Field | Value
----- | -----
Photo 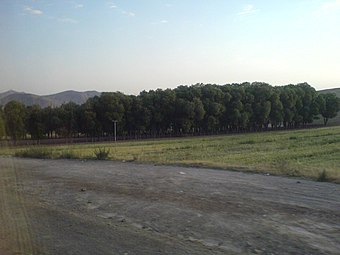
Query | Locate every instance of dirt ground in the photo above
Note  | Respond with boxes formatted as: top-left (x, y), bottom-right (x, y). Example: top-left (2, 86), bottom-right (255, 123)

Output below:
top-left (0, 157), bottom-right (339, 255)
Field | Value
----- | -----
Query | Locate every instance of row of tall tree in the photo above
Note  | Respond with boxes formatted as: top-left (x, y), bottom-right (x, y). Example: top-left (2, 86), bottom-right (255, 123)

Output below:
top-left (1, 82), bottom-right (339, 140)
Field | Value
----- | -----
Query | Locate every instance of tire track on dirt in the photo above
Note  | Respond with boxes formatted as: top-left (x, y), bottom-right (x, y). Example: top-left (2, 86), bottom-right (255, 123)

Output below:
top-left (0, 158), bottom-right (35, 255)
top-left (2, 157), bottom-right (340, 254)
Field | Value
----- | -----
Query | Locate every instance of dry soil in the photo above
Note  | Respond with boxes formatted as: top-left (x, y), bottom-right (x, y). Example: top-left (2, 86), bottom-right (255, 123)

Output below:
top-left (0, 157), bottom-right (339, 255)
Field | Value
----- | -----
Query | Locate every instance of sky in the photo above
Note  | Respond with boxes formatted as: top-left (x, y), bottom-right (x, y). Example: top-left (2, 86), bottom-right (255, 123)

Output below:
top-left (1, 0), bottom-right (340, 95)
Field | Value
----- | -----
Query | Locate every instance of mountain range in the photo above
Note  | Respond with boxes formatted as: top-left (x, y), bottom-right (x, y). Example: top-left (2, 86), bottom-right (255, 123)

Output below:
top-left (0, 90), bottom-right (101, 108)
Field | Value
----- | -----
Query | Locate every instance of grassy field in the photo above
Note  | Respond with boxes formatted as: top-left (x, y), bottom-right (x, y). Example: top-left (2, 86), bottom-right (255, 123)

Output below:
top-left (1, 126), bottom-right (340, 183)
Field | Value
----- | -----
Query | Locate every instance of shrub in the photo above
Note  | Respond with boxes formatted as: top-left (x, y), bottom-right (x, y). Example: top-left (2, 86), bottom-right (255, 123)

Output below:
top-left (15, 147), bottom-right (52, 159)
top-left (317, 170), bottom-right (329, 182)
top-left (59, 150), bottom-right (77, 159)
top-left (94, 148), bottom-right (110, 160)
top-left (240, 140), bottom-right (256, 145)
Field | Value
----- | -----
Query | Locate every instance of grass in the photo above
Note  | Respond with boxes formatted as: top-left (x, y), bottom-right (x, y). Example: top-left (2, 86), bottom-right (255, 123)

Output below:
top-left (317, 170), bottom-right (331, 182)
top-left (94, 148), bottom-right (110, 160)
top-left (14, 147), bottom-right (53, 159)
top-left (1, 126), bottom-right (340, 183)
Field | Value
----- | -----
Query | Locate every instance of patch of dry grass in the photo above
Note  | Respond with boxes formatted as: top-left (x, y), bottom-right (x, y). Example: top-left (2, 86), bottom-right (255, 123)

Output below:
top-left (1, 126), bottom-right (340, 183)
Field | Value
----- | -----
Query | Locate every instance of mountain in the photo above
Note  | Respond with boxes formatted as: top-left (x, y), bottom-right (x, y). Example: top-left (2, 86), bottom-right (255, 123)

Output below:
top-left (45, 90), bottom-right (100, 106)
top-left (0, 90), bottom-right (17, 100)
top-left (0, 90), bottom-right (101, 108)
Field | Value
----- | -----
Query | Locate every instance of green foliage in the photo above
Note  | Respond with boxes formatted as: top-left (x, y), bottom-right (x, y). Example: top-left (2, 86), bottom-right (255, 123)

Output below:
top-left (26, 104), bottom-right (45, 139)
top-left (0, 108), bottom-right (5, 138)
top-left (239, 139), bottom-right (256, 145)
top-left (318, 93), bottom-right (340, 125)
top-left (2, 83), bottom-right (340, 141)
top-left (94, 147), bottom-right (110, 160)
top-left (15, 147), bottom-right (52, 159)
top-left (59, 150), bottom-right (78, 159)
top-left (317, 170), bottom-right (329, 182)
top-left (4, 101), bottom-right (26, 140)
top-left (42, 106), bottom-right (61, 138)
top-left (58, 102), bottom-right (79, 137)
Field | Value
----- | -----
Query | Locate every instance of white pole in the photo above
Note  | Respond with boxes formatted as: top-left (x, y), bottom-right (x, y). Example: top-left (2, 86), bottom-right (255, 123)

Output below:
top-left (113, 120), bottom-right (117, 142)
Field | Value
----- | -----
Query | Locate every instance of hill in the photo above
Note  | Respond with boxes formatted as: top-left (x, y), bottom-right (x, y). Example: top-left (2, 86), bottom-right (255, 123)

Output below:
top-left (0, 90), bottom-right (17, 100)
top-left (0, 90), bottom-right (100, 108)
top-left (318, 87), bottom-right (340, 98)
top-left (45, 90), bottom-right (100, 106)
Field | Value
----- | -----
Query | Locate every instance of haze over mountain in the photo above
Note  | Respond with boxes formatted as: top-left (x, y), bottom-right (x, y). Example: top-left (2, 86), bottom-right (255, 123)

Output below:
top-left (0, 90), bottom-right (101, 108)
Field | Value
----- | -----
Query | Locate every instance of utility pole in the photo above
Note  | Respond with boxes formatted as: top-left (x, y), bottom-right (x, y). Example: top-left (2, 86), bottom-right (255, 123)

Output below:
top-left (112, 120), bottom-right (118, 142)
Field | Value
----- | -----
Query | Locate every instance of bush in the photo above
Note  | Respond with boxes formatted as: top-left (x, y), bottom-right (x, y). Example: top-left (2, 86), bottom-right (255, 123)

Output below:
top-left (240, 140), bottom-right (256, 145)
top-left (317, 170), bottom-right (329, 182)
top-left (94, 148), bottom-right (110, 160)
top-left (15, 147), bottom-right (52, 159)
top-left (59, 150), bottom-right (77, 159)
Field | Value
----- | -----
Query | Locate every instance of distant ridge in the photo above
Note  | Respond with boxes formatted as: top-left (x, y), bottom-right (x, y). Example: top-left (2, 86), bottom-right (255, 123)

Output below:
top-left (0, 90), bottom-right (17, 100)
top-left (0, 90), bottom-right (101, 107)
top-left (318, 87), bottom-right (340, 98)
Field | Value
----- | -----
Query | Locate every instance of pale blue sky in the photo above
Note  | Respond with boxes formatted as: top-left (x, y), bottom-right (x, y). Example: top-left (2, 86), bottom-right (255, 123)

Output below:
top-left (1, 0), bottom-right (340, 95)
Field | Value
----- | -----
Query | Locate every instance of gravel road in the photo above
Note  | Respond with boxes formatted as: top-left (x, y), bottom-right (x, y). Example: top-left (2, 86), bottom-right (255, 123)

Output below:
top-left (1, 157), bottom-right (339, 255)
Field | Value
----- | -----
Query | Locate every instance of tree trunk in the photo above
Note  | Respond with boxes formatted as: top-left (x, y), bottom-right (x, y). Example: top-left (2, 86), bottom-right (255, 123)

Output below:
top-left (323, 117), bottom-right (328, 126)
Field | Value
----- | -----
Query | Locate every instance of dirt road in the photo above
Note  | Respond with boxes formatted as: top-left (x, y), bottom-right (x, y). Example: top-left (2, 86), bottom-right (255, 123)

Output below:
top-left (0, 157), bottom-right (339, 254)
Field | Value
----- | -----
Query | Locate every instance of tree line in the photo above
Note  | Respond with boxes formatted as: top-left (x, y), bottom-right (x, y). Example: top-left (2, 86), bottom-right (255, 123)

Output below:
top-left (1, 82), bottom-right (339, 140)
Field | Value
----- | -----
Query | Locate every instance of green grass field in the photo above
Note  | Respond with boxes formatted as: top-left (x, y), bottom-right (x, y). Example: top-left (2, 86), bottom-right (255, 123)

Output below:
top-left (1, 126), bottom-right (340, 183)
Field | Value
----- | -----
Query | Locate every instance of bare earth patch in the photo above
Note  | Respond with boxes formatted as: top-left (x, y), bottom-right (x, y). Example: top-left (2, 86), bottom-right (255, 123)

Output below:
top-left (1, 157), bottom-right (339, 254)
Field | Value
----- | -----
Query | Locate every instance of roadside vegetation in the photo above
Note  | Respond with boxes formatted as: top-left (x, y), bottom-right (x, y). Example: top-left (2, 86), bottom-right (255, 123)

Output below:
top-left (2, 126), bottom-right (340, 183)
top-left (1, 84), bottom-right (339, 183)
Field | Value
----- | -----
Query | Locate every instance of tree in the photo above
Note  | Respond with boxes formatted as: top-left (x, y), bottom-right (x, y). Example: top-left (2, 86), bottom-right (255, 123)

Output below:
top-left (58, 102), bottom-right (79, 137)
top-left (93, 93), bottom-right (126, 136)
top-left (296, 83), bottom-right (317, 125)
top-left (139, 89), bottom-right (164, 134)
top-left (280, 86), bottom-right (297, 128)
top-left (4, 101), bottom-right (26, 140)
top-left (200, 85), bottom-right (225, 132)
top-left (247, 82), bottom-right (272, 129)
top-left (0, 107), bottom-right (5, 139)
top-left (173, 98), bottom-right (195, 133)
top-left (192, 97), bottom-right (205, 132)
top-left (158, 89), bottom-right (176, 133)
top-left (269, 90), bottom-right (283, 128)
top-left (77, 99), bottom-right (98, 137)
top-left (126, 96), bottom-right (150, 135)
top-left (42, 106), bottom-right (61, 138)
top-left (319, 93), bottom-right (340, 125)
top-left (26, 105), bottom-right (44, 139)
top-left (2, 82), bottom-right (333, 140)
top-left (226, 86), bottom-right (245, 131)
